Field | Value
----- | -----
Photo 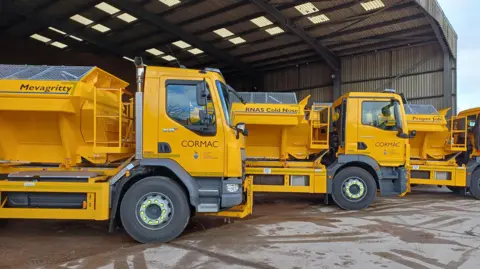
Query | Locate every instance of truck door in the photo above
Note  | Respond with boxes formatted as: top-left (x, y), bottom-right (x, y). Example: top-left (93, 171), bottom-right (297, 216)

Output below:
top-left (356, 99), bottom-right (406, 166)
top-left (158, 78), bottom-right (225, 177)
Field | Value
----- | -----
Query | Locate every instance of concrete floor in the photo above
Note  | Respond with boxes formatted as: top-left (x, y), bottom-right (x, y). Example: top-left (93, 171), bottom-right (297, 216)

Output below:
top-left (1, 188), bottom-right (480, 269)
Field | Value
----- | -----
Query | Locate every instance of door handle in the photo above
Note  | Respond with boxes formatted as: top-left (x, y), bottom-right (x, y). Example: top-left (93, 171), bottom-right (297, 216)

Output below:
top-left (358, 142), bottom-right (368, 150)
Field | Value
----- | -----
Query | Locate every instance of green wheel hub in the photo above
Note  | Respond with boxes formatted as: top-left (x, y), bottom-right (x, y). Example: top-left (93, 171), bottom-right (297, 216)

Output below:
top-left (342, 177), bottom-right (366, 201)
top-left (136, 193), bottom-right (173, 229)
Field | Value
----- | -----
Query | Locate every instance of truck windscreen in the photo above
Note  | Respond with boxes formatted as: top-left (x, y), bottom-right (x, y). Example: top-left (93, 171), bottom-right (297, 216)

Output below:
top-left (215, 80), bottom-right (232, 126)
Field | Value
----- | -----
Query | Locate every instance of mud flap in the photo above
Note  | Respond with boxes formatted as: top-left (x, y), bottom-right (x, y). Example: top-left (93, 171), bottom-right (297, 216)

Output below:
top-left (395, 167), bottom-right (408, 194)
top-left (378, 167), bottom-right (407, 196)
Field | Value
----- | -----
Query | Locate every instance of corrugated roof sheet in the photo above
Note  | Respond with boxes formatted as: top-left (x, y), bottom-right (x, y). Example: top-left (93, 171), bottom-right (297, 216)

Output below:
top-left (1, 0), bottom-right (457, 74)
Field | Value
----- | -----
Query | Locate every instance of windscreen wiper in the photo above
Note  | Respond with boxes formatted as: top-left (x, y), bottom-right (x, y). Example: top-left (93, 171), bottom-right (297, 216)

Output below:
top-left (227, 85), bottom-right (247, 105)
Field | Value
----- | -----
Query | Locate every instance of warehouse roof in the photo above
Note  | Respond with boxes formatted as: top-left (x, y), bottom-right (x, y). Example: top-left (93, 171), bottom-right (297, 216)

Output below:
top-left (2, 0), bottom-right (456, 77)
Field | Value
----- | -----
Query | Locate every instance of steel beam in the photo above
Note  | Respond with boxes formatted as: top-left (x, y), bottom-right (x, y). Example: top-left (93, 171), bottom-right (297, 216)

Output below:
top-left (248, 0), bottom-right (340, 71)
top-left (111, 0), bottom-right (256, 77)
top-left (424, 12), bottom-right (454, 114)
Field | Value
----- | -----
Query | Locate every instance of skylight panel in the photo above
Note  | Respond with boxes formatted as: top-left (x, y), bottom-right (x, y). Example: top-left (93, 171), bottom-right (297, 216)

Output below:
top-left (48, 27), bottom-right (66, 35)
top-left (51, 41), bottom-right (68, 49)
top-left (69, 35), bottom-right (83, 42)
top-left (308, 14), bottom-right (330, 24)
top-left (117, 13), bottom-right (137, 23)
top-left (146, 48), bottom-right (164, 56)
top-left (265, 26), bottom-right (284, 35)
top-left (123, 56), bottom-right (134, 62)
top-left (159, 0), bottom-right (181, 7)
top-left (172, 40), bottom-right (191, 49)
top-left (228, 37), bottom-right (246, 45)
top-left (361, 0), bottom-right (385, 11)
top-left (70, 14), bottom-right (93, 25)
top-left (213, 28), bottom-right (234, 38)
top-left (162, 55), bottom-right (176, 61)
top-left (294, 2), bottom-right (319, 15)
top-left (91, 24), bottom-right (111, 33)
top-left (95, 2), bottom-right (120, 14)
top-left (250, 16), bottom-right (273, 28)
top-left (188, 48), bottom-right (203, 55)
top-left (30, 34), bottom-right (51, 43)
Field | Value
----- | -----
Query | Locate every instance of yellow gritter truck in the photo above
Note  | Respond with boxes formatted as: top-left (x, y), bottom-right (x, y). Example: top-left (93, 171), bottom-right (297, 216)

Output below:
top-left (229, 91), bottom-right (410, 210)
top-left (0, 59), bottom-right (251, 243)
top-left (229, 91), bottom-right (480, 203)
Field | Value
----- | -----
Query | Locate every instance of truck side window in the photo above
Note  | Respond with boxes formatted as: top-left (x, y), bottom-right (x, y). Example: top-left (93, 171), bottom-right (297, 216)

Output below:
top-left (467, 115), bottom-right (477, 131)
top-left (166, 83), bottom-right (216, 127)
top-left (362, 101), bottom-right (397, 131)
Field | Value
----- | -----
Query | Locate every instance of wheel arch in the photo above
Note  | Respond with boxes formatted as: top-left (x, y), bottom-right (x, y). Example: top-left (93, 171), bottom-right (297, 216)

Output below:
top-left (334, 162), bottom-right (380, 189)
top-left (108, 159), bottom-right (200, 232)
top-left (327, 155), bottom-right (383, 193)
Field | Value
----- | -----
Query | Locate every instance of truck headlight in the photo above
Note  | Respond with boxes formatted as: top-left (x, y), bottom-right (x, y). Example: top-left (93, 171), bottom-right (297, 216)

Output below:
top-left (226, 183), bottom-right (240, 193)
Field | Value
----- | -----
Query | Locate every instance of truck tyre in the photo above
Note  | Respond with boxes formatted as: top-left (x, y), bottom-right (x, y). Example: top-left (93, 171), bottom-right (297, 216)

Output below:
top-left (120, 176), bottom-right (190, 243)
top-left (469, 170), bottom-right (480, 200)
top-left (332, 167), bottom-right (376, 210)
top-left (0, 220), bottom-right (7, 228)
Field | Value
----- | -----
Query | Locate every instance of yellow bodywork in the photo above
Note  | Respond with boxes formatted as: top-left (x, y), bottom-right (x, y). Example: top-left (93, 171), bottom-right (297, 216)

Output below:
top-left (231, 96), bottom-right (329, 160)
top-left (141, 66), bottom-right (243, 178)
top-left (231, 95), bottom-right (331, 195)
top-left (407, 107), bottom-right (467, 161)
top-left (0, 66), bottom-right (134, 167)
top-left (458, 107), bottom-right (480, 158)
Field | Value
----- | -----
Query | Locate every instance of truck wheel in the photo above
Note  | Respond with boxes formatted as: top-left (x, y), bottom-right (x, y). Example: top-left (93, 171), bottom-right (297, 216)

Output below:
top-left (332, 167), bottom-right (376, 210)
top-left (120, 176), bottom-right (190, 243)
top-left (469, 170), bottom-right (480, 200)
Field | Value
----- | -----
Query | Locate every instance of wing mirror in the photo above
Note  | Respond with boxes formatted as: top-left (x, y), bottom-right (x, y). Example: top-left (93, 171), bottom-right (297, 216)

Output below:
top-left (235, 122), bottom-right (248, 139)
top-left (196, 80), bottom-right (208, 107)
top-left (199, 110), bottom-right (211, 125)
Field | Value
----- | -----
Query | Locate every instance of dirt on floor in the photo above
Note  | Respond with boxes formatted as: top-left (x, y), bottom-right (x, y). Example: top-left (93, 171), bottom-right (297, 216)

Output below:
top-left (1, 188), bottom-right (480, 269)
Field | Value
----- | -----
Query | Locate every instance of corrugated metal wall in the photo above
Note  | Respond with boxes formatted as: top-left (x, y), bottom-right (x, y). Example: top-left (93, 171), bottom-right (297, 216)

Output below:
top-left (262, 62), bottom-right (332, 92)
top-left (260, 43), bottom-right (454, 111)
top-left (341, 43), bottom-right (447, 108)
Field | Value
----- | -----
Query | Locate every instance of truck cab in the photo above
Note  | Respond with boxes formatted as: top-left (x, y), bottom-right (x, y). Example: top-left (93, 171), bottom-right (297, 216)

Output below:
top-left (330, 91), bottom-right (409, 198)
top-left (458, 107), bottom-right (480, 158)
